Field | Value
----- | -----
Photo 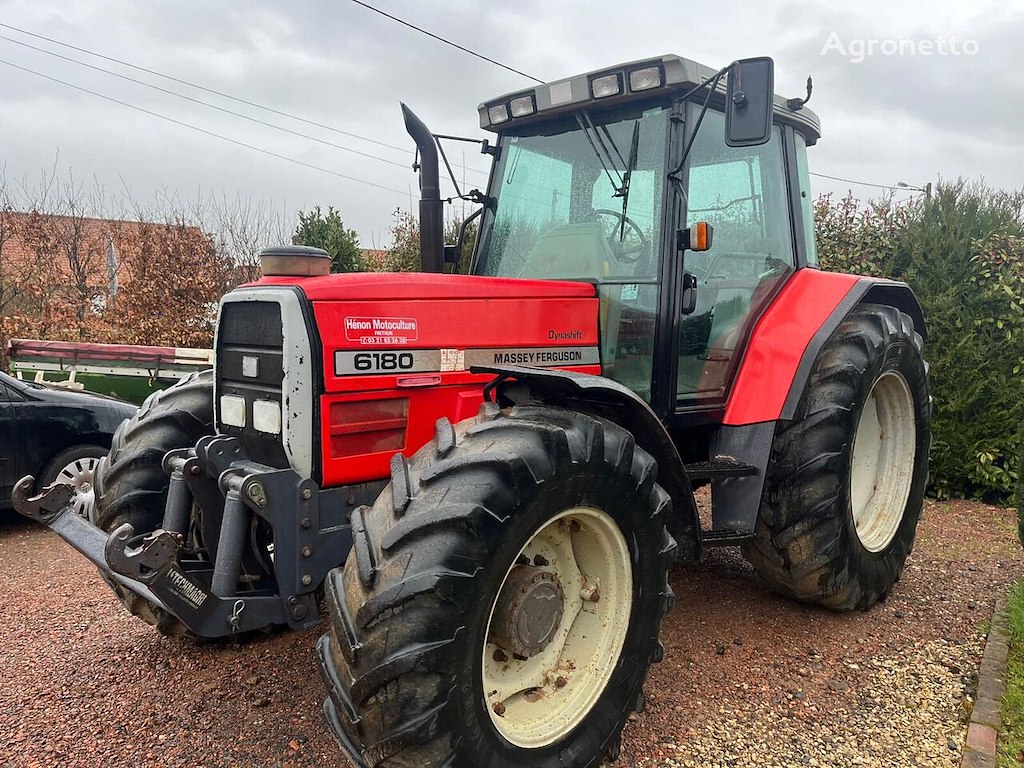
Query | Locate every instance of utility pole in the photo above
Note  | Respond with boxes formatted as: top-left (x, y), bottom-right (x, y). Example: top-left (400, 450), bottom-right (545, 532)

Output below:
top-left (897, 180), bottom-right (933, 202)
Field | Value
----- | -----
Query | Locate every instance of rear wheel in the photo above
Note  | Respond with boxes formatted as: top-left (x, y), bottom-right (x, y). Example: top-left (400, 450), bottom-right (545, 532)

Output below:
top-left (319, 404), bottom-right (676, 767)
top-left (93, 370), bottom-right (214, 635)
top-left (742, 304), bottom-right (930, 610)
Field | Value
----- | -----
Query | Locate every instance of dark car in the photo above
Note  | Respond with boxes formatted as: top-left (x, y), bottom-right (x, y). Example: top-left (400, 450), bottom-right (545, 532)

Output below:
top-left (0, 371), bottom-right (137, 519)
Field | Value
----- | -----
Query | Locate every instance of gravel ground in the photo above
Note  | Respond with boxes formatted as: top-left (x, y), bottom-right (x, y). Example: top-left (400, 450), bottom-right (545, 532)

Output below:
top-left (0, 498), bottom-right (1020, 768)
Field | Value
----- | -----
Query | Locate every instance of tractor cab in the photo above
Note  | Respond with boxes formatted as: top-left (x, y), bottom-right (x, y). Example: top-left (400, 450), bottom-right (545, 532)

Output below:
top-left (470, 55), bottom-right (820, 414)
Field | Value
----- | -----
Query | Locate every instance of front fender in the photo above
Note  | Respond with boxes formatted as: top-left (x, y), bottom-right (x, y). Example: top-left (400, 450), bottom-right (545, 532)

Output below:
top-left (473, 364), bottom-right (701, 562)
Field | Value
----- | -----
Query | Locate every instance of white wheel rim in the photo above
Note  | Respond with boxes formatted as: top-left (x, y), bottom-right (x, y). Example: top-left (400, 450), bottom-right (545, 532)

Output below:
top-left (482, 507), bottom-right (632, 748)
top-left (850, 371), bottom-right (916, 552)
top-left (55, 456), bottom-right (100, 520)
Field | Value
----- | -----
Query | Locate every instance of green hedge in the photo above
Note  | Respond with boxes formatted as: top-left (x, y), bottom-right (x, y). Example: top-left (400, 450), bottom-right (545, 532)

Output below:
top-left (816, 181), bottom-right (1024, 502)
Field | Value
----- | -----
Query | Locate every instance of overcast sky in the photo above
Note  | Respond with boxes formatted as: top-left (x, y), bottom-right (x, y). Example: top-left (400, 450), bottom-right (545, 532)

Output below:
top-left (0, 0), bottom-right (1020, 247)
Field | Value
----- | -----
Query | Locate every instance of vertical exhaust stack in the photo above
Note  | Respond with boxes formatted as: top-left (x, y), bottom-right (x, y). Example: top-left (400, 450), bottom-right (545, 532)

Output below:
top-left (401, 103), bottom-right (444, 274)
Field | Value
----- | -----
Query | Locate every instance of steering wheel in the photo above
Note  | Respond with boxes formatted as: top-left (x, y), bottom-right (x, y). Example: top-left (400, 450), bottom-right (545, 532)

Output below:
top-left (591, 209), bottom-right (648, 264)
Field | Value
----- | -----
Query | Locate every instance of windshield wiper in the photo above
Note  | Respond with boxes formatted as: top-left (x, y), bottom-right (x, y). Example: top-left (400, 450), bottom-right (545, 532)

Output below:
top-left (574, 112), bottom-right (643, 241)
top-left (615, 120), bottom-right (640, 241)
top-left (574, 111), bottom-right (624, 196)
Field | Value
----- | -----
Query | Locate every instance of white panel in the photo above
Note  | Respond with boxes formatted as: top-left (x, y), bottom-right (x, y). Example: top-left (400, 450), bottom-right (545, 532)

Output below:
top-left (548, 80), bottom-right (573, 105)
top-left (216, 288), bottom-right (315, 478)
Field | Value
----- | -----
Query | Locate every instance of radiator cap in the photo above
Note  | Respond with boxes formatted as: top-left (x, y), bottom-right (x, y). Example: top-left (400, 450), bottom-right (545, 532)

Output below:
top-left (259, 245), bottom-right (331, 277)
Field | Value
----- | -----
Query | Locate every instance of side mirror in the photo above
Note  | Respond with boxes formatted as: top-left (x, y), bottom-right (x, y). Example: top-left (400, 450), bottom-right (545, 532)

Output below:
top-left (725, 57), bottom-right (774, 147)
top-left (443, 244), bottom-right (459, 267)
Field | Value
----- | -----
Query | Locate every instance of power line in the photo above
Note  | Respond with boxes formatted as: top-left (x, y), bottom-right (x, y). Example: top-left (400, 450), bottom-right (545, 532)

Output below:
top-left (346, 5), bottom-right (904, 195)
top-left (0, 33), bottom-right (418, 172)
top-left (809, 171), bottom-right (903, 191)
top-left (0, 57), bottom-right (409, 197)
top-left (0, 20), bottom-right (410, 155)
top-left (0, 24), bottom-right (488, 182)
top-left (349, 0), bottom-right (544, 84)
top-left (1, 19), bottom-right (905, 206)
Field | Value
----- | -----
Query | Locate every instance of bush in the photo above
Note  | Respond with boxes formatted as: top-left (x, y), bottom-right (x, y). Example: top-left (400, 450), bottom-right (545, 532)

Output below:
top-left (817, 181), bottom-right (1024, 502)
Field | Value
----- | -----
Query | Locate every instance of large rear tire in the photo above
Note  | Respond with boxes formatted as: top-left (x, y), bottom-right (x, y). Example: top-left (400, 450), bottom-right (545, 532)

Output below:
top-left (93, 370), bottom-right (215, 635)
top-left (742, 304), bottom-right (930, 610)
top-left (319, 404), bottom-right (676, 767)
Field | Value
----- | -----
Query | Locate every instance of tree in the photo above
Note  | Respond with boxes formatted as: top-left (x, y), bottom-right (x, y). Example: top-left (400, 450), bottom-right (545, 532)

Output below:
top-left (0, 166), bottom-right (243, 353)
top-left (379, 207), bottom-right (479, 273)
top-left (380, 209), bottom-right (420, 272)
top-left (293, 206), bottom-right (362, 273)
top-left (206, 192), bottom-right (289, 284)
top-left (108, 217), bottom-right (230, 347)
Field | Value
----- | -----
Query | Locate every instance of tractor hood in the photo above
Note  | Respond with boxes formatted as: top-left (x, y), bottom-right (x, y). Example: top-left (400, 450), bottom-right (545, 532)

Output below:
top-left (225, 272), bottom-right (602, 487)
top-left (256, 272), bottom-right (597, 301)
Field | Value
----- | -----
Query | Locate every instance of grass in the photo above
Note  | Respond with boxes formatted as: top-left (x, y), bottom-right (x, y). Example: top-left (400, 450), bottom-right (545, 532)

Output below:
top-left (998, 579), bottom-right (1024, 767)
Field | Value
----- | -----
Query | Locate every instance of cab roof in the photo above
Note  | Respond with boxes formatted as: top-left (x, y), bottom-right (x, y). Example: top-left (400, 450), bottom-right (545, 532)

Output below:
top-left (478, 54), bottom-right (821, 145)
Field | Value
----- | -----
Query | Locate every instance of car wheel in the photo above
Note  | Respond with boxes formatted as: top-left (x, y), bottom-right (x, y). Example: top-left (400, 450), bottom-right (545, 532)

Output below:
top-left (39, 445), bottom-right (109, 521)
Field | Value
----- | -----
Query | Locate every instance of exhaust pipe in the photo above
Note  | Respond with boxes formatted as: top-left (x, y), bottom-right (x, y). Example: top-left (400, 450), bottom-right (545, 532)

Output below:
top-left (401, 103), bottom-right (444, 274)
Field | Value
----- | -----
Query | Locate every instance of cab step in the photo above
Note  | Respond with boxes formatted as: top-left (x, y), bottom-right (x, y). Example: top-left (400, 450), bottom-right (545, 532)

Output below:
top-left (684, 459), bottom-right (758, 482)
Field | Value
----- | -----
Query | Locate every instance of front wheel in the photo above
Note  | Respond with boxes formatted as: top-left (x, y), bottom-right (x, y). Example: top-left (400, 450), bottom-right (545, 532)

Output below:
top-left (319, 404), bottom-right (676, 767)
top-left (93, 370), bottom-right (214, 635)
top-left (742, 303), bottom-right (930, 610)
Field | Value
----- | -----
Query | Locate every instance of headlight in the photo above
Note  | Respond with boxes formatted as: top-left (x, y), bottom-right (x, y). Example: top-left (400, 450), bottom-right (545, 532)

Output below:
top-left (488, 104), bottom-right (510, 125)
top-left (241, 355), bottom-right (259, 378)
top-left (220, 395), bottom-right (246, 428)
top-left (590, 73), bottom-right (622, 98)
top-left (253, 400), bottom-right (282, 435)
top-left (629, 66), bottom-right (663, 92)
top-left (510, 94), bottom-right (536, 117)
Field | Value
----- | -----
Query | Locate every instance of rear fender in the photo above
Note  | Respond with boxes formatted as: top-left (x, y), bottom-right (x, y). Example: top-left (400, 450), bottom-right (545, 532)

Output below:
top-left (780, 278), bottom-right (926, 421)
top-left (474, 364), bottom-right (701, 562)
top-left (725, 272), bottom-right (925, 425)
top-left (707, 276), bottom-right (925, 540)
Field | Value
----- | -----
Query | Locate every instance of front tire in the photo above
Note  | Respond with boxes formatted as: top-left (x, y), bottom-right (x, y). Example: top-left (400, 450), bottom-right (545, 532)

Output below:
top-left (93, 370), bottom-right (215, 635)
top-left (742, 304), bottom-right (930, 610)
top-left (94, 370), bottom-right (214, 533)
top-left (319, 404), bottom-right (676, 767)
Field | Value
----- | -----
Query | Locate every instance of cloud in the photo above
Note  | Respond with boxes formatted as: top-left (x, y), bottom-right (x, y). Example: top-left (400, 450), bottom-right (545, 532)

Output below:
top-left (0, 0), bottom-right (1020, 244)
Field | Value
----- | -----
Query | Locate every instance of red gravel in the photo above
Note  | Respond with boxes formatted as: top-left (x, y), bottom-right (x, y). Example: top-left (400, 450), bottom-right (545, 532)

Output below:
top-left (0, 499), bottom-right (1020, 768)
top-left (621, 498), bottom-right (1024, 765)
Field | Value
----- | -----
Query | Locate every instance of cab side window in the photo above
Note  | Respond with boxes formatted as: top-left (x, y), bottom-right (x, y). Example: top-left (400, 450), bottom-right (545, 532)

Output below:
top-left (677, 109), bottom-right (795, 402)
top-left (794, 132), bottom-right (819, 267)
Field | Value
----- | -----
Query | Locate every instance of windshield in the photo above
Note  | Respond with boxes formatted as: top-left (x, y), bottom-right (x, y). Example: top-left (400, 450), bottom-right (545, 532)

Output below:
top-left (475, 103), bottom-right (670, 282)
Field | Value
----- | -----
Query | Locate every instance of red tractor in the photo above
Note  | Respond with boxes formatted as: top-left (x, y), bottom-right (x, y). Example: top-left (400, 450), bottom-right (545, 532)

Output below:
top-left (14, 55), bottom-right (929, 767)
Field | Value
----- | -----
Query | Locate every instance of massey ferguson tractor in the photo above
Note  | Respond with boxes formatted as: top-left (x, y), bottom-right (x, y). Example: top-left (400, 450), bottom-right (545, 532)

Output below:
top-left (14, 54), bottom-right (929, 767)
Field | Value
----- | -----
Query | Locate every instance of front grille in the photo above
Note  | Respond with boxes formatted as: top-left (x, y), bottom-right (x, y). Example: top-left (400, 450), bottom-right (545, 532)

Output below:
top-left (216, 300), bottom-right (290, 469)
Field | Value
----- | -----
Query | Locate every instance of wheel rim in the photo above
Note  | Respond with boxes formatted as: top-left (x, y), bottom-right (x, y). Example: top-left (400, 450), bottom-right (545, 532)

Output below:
top-left (850, 371), bottom-right (917, 552)
top-left (482, 507), bottom-right (632, 748)
top-left (55, 456), bottom-right (101, 520)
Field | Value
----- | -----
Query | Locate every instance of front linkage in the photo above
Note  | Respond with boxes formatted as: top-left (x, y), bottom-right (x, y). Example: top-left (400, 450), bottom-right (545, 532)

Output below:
top-left (12, 435), bottom-right (372, 638)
